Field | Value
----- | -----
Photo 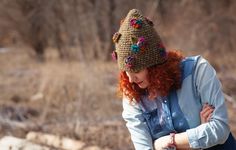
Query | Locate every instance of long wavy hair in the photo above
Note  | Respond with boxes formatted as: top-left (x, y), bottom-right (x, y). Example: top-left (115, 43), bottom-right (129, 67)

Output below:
top-left (118, 50), bottom-right (184, 102)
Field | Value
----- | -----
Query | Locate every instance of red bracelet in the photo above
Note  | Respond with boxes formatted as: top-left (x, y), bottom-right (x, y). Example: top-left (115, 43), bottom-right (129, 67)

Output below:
top-left (169, 132), bottom-right (177, 147)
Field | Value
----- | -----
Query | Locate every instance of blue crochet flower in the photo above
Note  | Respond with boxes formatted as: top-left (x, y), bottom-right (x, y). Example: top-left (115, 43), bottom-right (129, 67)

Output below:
top-left (131, 44), bottom-right (140, 53)
top-left (157, 43), bottom-right (166, 57)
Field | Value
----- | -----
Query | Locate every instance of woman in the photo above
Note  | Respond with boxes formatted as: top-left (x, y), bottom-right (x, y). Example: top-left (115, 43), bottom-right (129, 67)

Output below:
top-left (112, 9), bottom-right (236, 150)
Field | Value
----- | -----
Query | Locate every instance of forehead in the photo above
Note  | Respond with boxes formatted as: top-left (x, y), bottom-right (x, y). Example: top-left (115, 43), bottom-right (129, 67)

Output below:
top-left (126, 68), bottom-right (148, 74)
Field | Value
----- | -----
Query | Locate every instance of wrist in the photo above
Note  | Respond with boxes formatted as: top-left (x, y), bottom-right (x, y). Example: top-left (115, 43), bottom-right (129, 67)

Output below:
top-left (169, 132), bottom-right (177, 148)
top-left (171, 132), bottom-right (191, 149)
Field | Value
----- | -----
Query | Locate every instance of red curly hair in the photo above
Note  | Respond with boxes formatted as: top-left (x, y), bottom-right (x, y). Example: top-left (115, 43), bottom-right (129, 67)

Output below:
top-left (118, 50), bottom-right (184, 102)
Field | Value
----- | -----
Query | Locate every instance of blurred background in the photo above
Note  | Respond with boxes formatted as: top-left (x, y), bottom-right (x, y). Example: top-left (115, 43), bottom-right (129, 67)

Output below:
top-left (0, 0), bottom-right (236, 149)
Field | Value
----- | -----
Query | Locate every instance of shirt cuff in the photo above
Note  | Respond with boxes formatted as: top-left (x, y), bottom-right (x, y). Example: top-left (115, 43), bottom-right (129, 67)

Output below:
top-left (186, 128), bottom-right (201, 148)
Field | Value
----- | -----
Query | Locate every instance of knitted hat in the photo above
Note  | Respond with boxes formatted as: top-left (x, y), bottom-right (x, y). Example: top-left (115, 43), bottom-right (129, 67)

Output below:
top-left (112, 9), bottom-right (167, 72)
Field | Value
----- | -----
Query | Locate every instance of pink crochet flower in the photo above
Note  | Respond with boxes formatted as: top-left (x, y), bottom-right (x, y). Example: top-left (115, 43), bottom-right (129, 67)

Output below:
top-left (130, 18), bottom-right (142, 29)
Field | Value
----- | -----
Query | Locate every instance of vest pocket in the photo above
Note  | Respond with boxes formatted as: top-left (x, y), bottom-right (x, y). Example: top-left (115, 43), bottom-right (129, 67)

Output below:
top-left (142, 107), bottom-right (175, 140)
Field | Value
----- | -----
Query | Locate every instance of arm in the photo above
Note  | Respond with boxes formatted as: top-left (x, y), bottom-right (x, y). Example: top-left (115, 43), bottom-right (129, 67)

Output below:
top-left (154, 103), bottom-right (215, 150)
top-left (186, 56), bottom-right (230, 149)
top-left (122, 97), bottom-right (153, 150)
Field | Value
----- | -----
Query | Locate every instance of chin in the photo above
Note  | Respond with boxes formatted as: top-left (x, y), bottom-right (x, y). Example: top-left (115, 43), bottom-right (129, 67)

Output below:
top-left (138, 84), bottom-right (148, 89)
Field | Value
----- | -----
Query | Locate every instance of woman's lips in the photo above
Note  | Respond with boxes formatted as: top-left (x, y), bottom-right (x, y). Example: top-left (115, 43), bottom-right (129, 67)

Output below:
top-left (137, 81), bottom-right (143, 85)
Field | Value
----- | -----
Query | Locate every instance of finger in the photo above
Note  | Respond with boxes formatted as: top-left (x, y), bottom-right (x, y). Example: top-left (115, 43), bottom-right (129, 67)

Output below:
top-left (201, 106), bottom-right (213, 117)
top-left (210, 105), bottom-right (215, 109)
top-left (200, 106), bottom-right (212, 116)
top-left (201, 116), bottom-right (207, 124)
top-left (201, 104), bottom-right (214, 114)
top-left (207, 113), bottom-right (213, 122)
top-left (202, 103), bottom-right (208, 110)
top-left (202, 113), bottom-right (211, 123)
top-left (200, 104), bottom-right (214, 124)
top-left (204, 108), bottom-right (214, 117)
top-left (201, 107), bottom-right (214, 115)
top-left (202, 108), bottom-right (214, 119)
top-left (206, 114), bottom-right (212, 122)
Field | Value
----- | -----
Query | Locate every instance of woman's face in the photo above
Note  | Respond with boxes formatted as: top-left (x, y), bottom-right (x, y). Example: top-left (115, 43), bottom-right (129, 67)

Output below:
top-left (126, 69), bottom-right (149, 89)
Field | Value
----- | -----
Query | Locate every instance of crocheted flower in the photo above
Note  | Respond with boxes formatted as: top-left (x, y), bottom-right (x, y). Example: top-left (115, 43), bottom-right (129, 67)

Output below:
top-left (130, 36), bottom-right (147, 53)
top-left (125, 56), bottom-right (135, 68)
top-left (137, 37), bottom-right (146, 51)
top-left (137, 37), bottom-right (146, 48)
top-left (157, 43), bottom-right (166, 57)
top-left (111, 51), bottom-right (117, 61)
top-left (131, 44), bottom-right (140, 53)
top-left (130, 18), bottom-right (142, 29)
top-left (112, 32), bottom-right (121, 43)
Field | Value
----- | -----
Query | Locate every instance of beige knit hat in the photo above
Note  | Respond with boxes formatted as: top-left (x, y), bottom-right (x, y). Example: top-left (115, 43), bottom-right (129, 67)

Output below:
top-left (112, 9), bottom-right (167, 72)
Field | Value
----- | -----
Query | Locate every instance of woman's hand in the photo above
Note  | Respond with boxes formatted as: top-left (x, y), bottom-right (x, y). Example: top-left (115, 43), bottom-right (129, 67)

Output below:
top-left (154, 135), bottom-right (174, 150)
top-left (200, 103), bottom-right (215, 124)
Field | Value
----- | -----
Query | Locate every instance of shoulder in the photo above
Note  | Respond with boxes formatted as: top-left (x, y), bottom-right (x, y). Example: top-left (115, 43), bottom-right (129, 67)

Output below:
top-left (181, 55), bottom-right (216, 83)
top-left (194, 56), bottom-right (216, 76)
top-left (181, 55), bottom-right (201, 80)
top-left (181, 55), bottom-right (213, 74)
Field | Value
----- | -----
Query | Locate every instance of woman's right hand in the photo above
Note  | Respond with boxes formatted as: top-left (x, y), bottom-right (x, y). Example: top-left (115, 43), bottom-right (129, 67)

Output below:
top-left (200, 103), bottom-right (215, 124)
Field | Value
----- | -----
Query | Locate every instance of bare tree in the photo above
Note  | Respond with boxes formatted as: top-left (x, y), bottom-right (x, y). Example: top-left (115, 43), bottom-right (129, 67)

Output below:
top-left (0, 0), bottom-right (54, 61)
top-left (1, 0), bottom-right (236, 62)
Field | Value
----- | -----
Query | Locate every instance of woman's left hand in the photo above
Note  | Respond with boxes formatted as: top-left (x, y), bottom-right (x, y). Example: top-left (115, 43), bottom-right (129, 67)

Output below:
top-left (154, 135), bottom-right (173, 150)
top-left (200, 103), bottom-right (215, 124)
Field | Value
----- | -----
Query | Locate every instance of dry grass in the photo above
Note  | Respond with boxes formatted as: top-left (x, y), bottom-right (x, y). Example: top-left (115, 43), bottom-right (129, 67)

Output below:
top-left (0, 47), bottom-right (133, 150)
